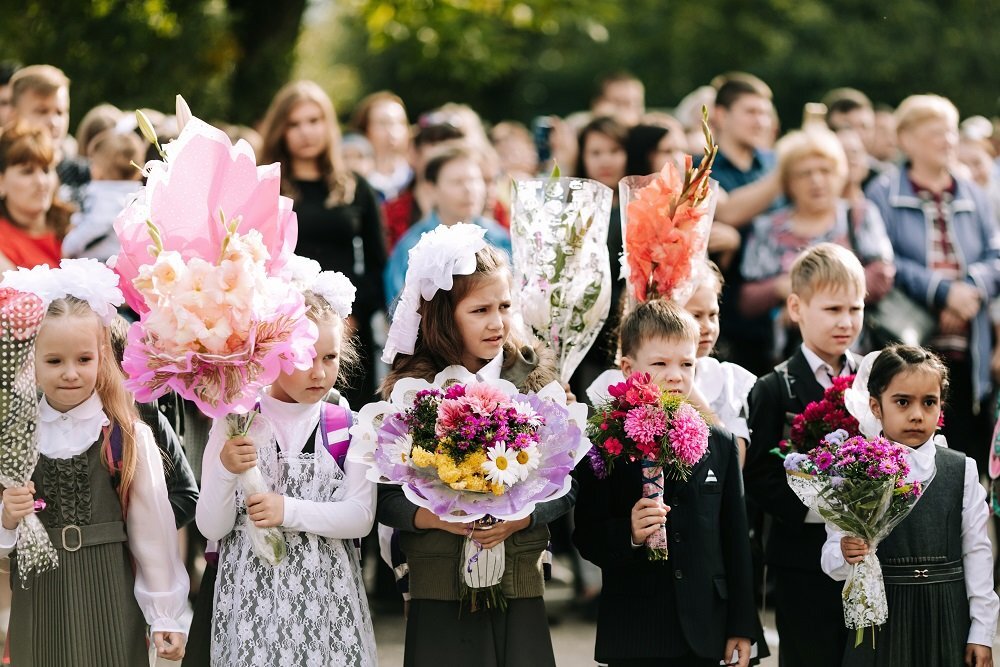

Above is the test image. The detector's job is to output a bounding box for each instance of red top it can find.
[0,217,61,268]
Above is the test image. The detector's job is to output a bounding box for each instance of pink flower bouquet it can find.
[586,372,710,560]
[112,105,317,418]
[783,430,929,645]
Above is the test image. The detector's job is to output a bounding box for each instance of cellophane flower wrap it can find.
[113,104,319,566]
[782,430,930,646]
[349,366,591,608]
[0,287,58,583]
[586,372,710,560]
[774,375,860,456]
[511,175,613,383]
[620,111,719,308]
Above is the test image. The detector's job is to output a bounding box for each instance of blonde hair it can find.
[619,299,700,358]
[894,94,959,136]
[302,291,359,386]
[88,130,144,181]
[259,80,356,207]
[10,64,69,105]
[44,298,139,513]
[775,128,848,195]
[789,242,866,302]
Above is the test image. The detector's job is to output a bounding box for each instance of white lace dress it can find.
[198,397,377,667]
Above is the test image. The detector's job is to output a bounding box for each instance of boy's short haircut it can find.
[10,64,69,105]
[619,299,700,358]
[89,130,144,181]
[713,73,772,109]
[789,242,866,302]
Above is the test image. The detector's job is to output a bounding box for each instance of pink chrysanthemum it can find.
[624,405,668,445]
[668,403,709,466]
[458,383,510,416]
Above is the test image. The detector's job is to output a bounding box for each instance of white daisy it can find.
[482,442,521,488]
[514,444,540,481]
[383,433,413,465]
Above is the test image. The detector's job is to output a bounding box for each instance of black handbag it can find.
[845,201,935,347]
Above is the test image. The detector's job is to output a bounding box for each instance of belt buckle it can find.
[913,568,929,579]
[61,525,82,552]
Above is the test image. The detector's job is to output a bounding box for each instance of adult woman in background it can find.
[259,80,387,407]
[0,122,72,270]
[740,128,894,362]
[866,94,1000,471]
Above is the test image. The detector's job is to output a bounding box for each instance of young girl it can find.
[195,272,377,666]
[0,261,188,665]
[822,344,999,666]
[587,261,756,463]
[377,223,573,667]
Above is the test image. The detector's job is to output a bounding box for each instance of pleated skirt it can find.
[842,577,968,667]
[404,597,555,667]
[9,542,148,667]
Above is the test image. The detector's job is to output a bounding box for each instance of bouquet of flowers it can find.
[586,372,710,560]
[350,366,590,607]
[782,430,929,646]
[775,375,860,456]
[112,99,318,566]
[0,287,58,582]
[510,174,614,382]
[620,108,719,307]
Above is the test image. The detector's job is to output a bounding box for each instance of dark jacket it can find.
[743,348,857,569]
[573,427,762,662]
[137,401,199,528]
[375,343,575,601]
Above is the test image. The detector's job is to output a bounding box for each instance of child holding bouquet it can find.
[822,345,998,666]
[0,260,189,666]
[743,242,865,667]
[196,273,378,666]
[375,223,574,667]
[573,299,762,667]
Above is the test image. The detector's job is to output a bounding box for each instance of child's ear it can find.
[620,356,634,377]
[868,396,882,421]
[786,293,801,324]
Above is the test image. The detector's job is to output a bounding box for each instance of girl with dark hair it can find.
[823,344,998,667]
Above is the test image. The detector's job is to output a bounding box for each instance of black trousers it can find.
[773,566,846,667]
[609,658,718,667]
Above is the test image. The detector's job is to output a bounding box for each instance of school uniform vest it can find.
[844,446,968,666]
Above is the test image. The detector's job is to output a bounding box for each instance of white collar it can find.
[475,353,504,381]
[39,391,107,423]
[801,344,855,377]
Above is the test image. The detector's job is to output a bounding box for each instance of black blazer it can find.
[743,348,856,570]
[573,427,762,662]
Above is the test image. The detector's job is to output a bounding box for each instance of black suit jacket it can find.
[573,427,762,662]
[743,348,856,570]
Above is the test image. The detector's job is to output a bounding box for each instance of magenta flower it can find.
[667,403,710,467]
[624,405,669,445]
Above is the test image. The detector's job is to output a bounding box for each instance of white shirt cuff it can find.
[968,619,995,648]
[0,524,18,549]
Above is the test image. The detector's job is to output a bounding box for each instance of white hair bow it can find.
[1,258,124,324]
[844,350,883,438]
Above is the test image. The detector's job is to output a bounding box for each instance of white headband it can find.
[382,223,488,364]
[281,254,357,319]
[844,350,882,438]
[0,258,124,324]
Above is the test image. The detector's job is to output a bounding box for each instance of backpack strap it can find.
[320,402,353,471]
[102,423,124,478]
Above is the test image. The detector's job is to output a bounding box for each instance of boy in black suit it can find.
[743,243,865,667]
[574,299,763,667]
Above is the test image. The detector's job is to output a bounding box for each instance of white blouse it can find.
[0,392,189,635]
[196,393,375,542]
[820,436,1000,647]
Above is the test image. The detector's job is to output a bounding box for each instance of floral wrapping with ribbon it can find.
[586,372,710,560]
[349,365,590,608]
[0,287,58,583]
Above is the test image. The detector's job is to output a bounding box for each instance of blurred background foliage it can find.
[1,0,997,129]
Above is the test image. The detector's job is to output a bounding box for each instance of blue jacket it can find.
[866,167,1000,401]
[383,212,512,309]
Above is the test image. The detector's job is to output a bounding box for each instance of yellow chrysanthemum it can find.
[411,446,435,468]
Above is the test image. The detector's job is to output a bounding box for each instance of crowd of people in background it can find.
[1,57,1000,667]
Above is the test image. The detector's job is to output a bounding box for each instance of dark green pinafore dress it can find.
[9,435,148,667]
